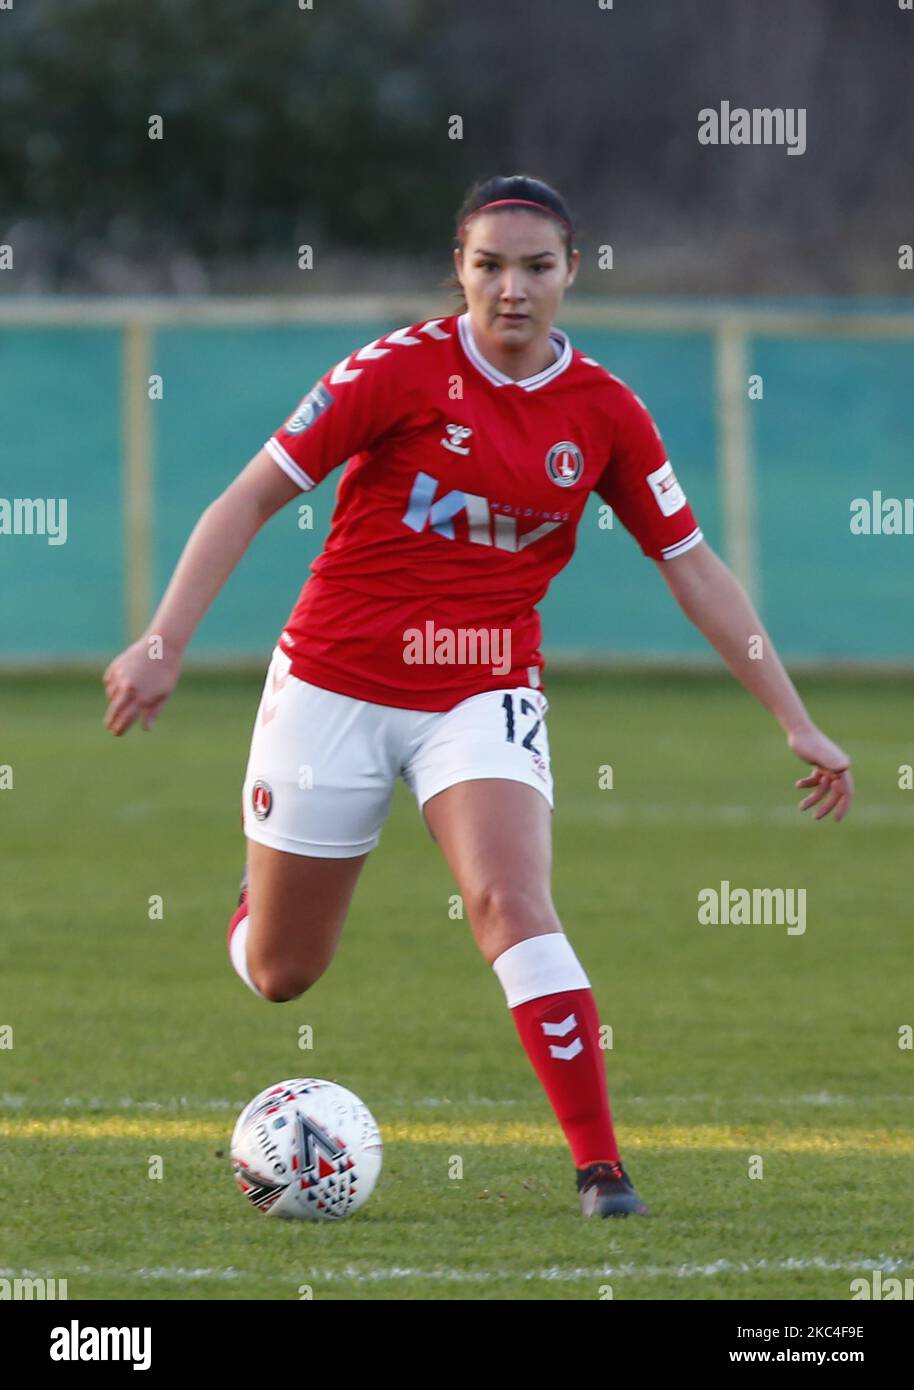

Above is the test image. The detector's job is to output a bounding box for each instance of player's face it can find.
[454,212,579,352]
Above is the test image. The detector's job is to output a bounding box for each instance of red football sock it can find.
[510,987,620,1168]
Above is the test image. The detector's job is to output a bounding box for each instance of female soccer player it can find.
[103,174,854,1218]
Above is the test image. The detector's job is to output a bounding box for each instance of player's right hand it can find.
[103,638,182,736]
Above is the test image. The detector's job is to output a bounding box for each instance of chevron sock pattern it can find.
[492,934,621,1169]
[510,987,621,1168]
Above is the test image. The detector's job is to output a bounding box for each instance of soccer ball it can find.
[231,1077,382,1220]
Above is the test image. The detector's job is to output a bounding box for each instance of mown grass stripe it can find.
[1,1116,912,1154]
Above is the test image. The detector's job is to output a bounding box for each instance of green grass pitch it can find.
[1,668,912,1301]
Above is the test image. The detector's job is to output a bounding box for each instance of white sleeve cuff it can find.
[660,526,703,559]
[264,437,316,491]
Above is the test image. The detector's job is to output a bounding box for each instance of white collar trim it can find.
[458,312,572,391]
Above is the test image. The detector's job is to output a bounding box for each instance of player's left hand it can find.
[787,726,854,822]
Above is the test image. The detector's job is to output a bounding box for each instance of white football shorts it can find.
[241,645,553,858]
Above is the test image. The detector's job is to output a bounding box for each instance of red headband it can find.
[457,198,574,242]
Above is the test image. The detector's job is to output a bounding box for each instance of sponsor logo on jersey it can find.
[646,460,687,516]
[251,780,273,820]
[284,382,334,434]
[545,441,584,487]
[441,423,473,455]
[402,471,565,552]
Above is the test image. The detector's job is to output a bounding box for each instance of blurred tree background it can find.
[0,0,910,295]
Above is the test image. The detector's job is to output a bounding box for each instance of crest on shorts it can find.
[545,441,584,487]
[251,780,273,820]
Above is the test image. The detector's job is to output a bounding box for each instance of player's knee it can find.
[249,964,316,1003]
[470,881,556,939]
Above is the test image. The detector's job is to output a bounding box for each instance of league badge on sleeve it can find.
[646,460,687,516]
[285,382,335,434]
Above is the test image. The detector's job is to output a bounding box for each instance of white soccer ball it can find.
[231,1077,382,1220]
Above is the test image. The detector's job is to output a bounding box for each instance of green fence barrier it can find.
[1,305,911,666]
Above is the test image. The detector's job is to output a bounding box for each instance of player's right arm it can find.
[104,329,417,736]
[103,447,301,736]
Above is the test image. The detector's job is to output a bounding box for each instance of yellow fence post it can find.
[121,319,153,643]
[714,318,759,607]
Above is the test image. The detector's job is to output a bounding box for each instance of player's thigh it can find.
[422,778,561,963]
[242,649,398,860]
[245,839,369,990]
[240,647,400,990]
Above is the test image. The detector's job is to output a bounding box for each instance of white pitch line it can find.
[2,1092,912,1113]
[560,801,914,827]
[0,1095,245,1112]
[1,1265,243,1283]
[3,1256,913,1284]
[302,1257,914,1283]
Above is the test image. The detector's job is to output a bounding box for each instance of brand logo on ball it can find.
[251,780,273,820]
[285,382,334,434]
[231,1077,383,1221]
[545,441,584,487]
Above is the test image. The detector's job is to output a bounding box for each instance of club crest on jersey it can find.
[545,441,584,487]
[251,780,273,820]
[441,423,473,455]
[285,382,334,434]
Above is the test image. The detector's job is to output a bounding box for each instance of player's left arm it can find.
[658,539,854,822]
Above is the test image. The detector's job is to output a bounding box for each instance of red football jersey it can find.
[264,311,703,711]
